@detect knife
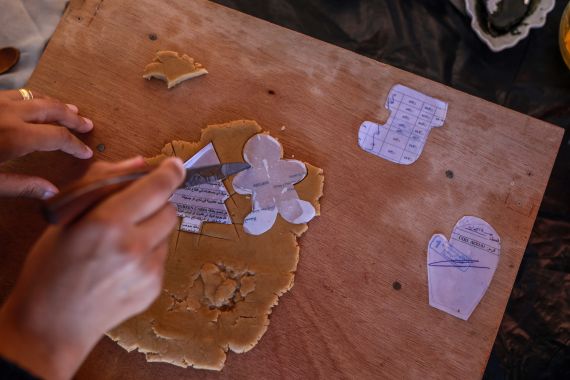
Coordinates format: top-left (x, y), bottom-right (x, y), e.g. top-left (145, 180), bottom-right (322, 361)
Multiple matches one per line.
top-left (42, 162), bottom-right (250, 225)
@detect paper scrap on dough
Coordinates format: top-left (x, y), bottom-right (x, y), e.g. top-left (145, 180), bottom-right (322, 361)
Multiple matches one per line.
top-left (233, 134), bottom-right (316, 235)
top-left (358, 84), bottom-right (448, 165)
top-left (427, 216), bottom-right (501, 320)
top-left (169, 143), bottom-right (231, 233)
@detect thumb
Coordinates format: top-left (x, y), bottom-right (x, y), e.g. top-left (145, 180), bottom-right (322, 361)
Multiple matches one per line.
top-left (0, 173), bottom-right (59, 200)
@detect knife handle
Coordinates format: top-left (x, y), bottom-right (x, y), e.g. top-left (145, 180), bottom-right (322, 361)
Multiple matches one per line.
top-left (42, 167), bottom-right (154, 225)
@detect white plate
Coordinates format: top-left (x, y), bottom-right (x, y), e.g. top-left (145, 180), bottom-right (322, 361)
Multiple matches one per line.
top-left (465, 0), bottom-right (556, 52)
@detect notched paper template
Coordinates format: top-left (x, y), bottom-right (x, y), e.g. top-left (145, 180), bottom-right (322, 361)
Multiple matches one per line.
top-left (427, 216), bottom-right (501, 320)
top-left (358, 84), bottom-right (448, 165)
top-left (233, 134), bottom-right (316, 235)
top-left (169, 143), bottom-right (232, 233)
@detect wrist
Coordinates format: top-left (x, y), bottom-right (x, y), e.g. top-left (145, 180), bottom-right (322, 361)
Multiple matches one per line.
top-left (0, 298), bottom-right (96, 380)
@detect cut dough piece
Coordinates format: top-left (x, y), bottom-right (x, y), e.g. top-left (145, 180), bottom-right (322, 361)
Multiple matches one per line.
top-left (143, 50), bottom-right (208, 89)
top-left (107, 120), bottom-right (324, 370)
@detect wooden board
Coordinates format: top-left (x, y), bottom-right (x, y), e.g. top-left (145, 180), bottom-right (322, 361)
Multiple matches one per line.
top-left (0, 0), bottom-right (563, 378)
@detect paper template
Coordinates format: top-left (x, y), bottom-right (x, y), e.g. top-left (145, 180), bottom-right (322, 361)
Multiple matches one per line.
top-left (169, 143), bottom-right (232, 233)
top-left (358, 84), bottom-right (448, 165)
top-left (427, 216), bottom-right (501, 320)
top-left (233, 134), bottom-right (316, 235)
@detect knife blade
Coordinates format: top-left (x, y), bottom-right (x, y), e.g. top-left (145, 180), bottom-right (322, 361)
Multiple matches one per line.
top-left (43, 162), bottom-right (250, 225)
top-left (183, 162), bottom-right (251, 188)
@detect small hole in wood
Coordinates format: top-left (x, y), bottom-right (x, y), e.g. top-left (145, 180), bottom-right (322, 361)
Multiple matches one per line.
top-left (392, 281), bottom-right (402, 291)
top-left (445, 170), bottom-right (454, 179)
top-left (267, 90), bottom-right (275, 95)
top-left (148, 33), bottom-right (158, 41)
top-left (96, 144), bottom-right (105, 152)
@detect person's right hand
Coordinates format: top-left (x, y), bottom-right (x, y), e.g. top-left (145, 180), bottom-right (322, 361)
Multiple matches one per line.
top-left (0, 156), bottom-right (185, 380)
top-left (0, 90), bottom-right (93, 199)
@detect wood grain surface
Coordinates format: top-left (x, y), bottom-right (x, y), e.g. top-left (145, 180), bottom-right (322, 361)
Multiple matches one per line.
top-left (0, 0), bottom-right (563, 378)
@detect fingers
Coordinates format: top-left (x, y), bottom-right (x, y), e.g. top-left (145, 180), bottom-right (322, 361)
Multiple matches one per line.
top-left (144, 241), bottom-right (169, 278)
top-left (0, 90), bottom-right (50, 102)
top-left (0, 91), bottom-right (95, 162)
top-left (136, 204), bottom-right (178, 250)
top-left (96, 157), bottom-right (184, 224)
top-left (133, 241), bottom-right (170, 312)
top-left (14, 99), bottom-right (93, 133)
top-left (0, 173), bottom-right (58, 199)
top-left (86, 156), bottom-right (147, 179)
top-left (22, 124), bottom-right (93, 159)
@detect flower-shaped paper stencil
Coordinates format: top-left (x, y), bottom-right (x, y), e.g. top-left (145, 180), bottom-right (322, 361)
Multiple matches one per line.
top-left (427, 216), bottom-right (501, 320)
top-left (233, 134), bottom-right (316, 235)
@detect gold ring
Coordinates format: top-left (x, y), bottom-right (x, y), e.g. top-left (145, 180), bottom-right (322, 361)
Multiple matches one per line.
top-left (18, 88), bottom-right (34, 101)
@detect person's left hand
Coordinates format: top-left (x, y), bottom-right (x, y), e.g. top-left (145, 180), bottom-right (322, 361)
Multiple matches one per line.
top-left (0, 90), bottom-right (94, 199)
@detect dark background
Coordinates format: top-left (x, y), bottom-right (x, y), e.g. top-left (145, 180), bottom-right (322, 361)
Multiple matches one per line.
top-left (211, 1), bottom-right (570, 378)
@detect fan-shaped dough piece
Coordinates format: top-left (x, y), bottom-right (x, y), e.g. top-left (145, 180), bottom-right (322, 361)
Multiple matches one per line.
top-left (107, 120), bottom-right (324, 370)
top-left (143, 50), bottom-right (208, 89)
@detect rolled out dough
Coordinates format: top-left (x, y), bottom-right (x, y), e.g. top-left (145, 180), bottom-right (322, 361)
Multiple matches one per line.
top-left (107, 120), bottom-right (324, 370)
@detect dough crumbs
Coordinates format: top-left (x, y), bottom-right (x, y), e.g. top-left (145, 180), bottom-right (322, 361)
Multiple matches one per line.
top-left (143, 50), bottom-right (208, 89)
top-left (107, 120), bottom-right (324, 370)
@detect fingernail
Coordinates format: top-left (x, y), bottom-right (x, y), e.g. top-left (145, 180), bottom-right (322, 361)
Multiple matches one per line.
top-left (171, 157), bottom-right (184, 168)
top-left (66, 104), bottom-right (79, 113)
top-left (83, 117), bottom-right (94, 129)
top-left (168, 157), bottom-right (185, 177)
top-left (124, 156), bottom-right (145, 166)
top-left (85, 146), bottom-right (93, 157)
top-left (42, 190), bottom-right (57, 200)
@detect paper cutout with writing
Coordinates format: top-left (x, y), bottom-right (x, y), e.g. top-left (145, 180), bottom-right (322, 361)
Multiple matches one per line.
top-left (427, 216), bottom-right (501, 320)
top-left (232, 134), bottom-right (316, 235)
top-left (169, 143), bottom-right (231, 233)
top-left (358, 84), bottom-right (448, 165)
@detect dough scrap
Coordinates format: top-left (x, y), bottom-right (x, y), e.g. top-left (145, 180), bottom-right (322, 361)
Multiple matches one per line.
top-left (143, 50), bottom-right (208, 89)
top-left (107, 120), bottom-right (324, 370)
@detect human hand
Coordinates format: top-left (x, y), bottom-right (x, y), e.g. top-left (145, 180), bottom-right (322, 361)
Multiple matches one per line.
top-left (0, 90), bottom-right (93, 199)
top-left (0, 156), bottom-right (185, 380)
